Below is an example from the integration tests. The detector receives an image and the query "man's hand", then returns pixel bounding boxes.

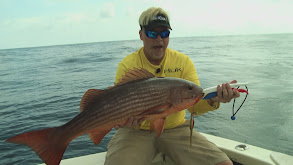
[114,117,145,129]
[209,80,240,103]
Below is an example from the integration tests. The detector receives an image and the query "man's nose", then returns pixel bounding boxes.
[156,34,162,40]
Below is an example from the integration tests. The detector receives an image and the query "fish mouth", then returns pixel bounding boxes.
[182,95,203,101]
[192,95,203,105]
[201,93,205,98]
[182,92,204,100]
[193,93,204,99]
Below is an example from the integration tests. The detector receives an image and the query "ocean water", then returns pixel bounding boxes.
[0,33,293,165]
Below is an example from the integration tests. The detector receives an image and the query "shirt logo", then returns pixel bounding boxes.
[164,68,182,73]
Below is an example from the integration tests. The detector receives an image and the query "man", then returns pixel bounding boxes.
[104,7,239,165]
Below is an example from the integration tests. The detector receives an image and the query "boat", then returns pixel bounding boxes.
[39,132,293,165]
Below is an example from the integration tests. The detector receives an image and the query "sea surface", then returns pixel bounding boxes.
[1,33,293,165]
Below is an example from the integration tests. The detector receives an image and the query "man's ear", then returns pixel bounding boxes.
[139,30,143,40]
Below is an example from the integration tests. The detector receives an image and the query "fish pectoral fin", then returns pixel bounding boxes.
[141,104,174,120]
[139,104,170,116]
[150,118,166,137]
[88,128,111,145]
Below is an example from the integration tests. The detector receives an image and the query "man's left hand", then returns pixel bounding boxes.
[210,80,240,103]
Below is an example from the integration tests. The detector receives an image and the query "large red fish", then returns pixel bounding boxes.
[6,68,204,165]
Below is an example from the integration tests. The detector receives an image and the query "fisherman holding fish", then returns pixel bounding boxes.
[6,6,241,165]
[104,7,239,165]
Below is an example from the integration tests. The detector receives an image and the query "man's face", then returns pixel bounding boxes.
[139,27,170,65]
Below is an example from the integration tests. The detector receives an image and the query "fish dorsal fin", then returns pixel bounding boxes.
[115,67,155,86]
[80,89,104,112]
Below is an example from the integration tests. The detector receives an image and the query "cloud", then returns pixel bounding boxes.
[1,13,93,32]
[99,2,115,19]
[125,7,138,17]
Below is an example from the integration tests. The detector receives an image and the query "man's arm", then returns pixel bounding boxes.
[183,57,240,115]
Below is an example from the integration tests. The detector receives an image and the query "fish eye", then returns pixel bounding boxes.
[188,84,193,90]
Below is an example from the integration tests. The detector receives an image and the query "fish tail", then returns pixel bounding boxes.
[6,127,70,165]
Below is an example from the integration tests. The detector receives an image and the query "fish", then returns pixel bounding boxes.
[6,67,204,165]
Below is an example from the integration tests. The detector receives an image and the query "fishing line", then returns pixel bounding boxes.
[231,85,248,120]
[225,123,292,154]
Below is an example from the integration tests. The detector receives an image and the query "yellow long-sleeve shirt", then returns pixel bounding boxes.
[115,47,219,130]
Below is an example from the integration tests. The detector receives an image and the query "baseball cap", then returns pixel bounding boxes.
[143,14,172,30]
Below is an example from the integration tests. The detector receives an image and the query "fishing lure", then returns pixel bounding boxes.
[190,113,195,146]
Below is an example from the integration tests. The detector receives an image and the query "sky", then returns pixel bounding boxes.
[1,0,293,49]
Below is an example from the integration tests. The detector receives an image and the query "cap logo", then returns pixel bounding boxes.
[152,15,167,21]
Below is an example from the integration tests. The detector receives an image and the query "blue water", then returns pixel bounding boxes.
[1,33,293,165]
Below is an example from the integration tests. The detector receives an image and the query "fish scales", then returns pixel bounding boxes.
[108,87,167,124]
[63,78,169,134]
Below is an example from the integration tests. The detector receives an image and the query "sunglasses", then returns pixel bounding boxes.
[142,29,170,39]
